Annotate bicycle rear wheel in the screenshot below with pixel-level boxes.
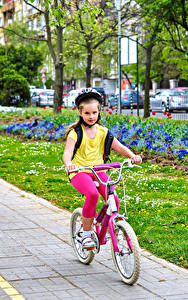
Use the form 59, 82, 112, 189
111, 220, 140, 285
70, 207, 95, 264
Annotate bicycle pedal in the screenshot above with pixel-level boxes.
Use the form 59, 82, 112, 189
86, 247, 95, 251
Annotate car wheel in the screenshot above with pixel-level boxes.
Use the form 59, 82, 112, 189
161, 103, 166, 113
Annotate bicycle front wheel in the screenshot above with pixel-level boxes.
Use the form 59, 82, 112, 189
111, 220, 140, 285
70, 207, 95, 265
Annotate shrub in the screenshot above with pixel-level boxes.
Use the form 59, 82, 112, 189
0, 68, 31, 106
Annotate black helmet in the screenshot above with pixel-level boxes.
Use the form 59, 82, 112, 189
75, 88, 103, 107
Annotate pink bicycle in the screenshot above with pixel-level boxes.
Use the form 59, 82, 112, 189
70, 159, 140, 285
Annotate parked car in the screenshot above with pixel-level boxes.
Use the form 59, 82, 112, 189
150, 89, 188, 112
108, 90, 144, 108
108, 93, 118, 108
31, 89, 54, 107
40, 89, 54, 107
172, 87, 188, 92
62, 89, 78, 108
31, 89, 44, 106
92, 87, 107, 105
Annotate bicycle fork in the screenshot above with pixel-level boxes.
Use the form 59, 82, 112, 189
109, 213, 133, 254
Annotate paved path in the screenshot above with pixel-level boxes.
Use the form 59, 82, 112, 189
0, 179, 187, 300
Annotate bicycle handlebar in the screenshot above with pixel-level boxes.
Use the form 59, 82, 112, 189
68, 158, 141, 186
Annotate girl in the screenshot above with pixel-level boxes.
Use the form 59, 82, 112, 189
63, 88, 142, 250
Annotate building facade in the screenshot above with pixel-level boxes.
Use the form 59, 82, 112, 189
0, 0, 45, 44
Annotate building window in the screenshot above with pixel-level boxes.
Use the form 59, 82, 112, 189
8, 18, 13, 25
28, 21, 33, 30
17, 11, 21, 22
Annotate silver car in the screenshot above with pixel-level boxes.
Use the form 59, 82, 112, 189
31, 89, 43, 106
39, 89, 54, 107
31, 89, 54, 107
150, 89, 188, 112
63, 89, 78, 108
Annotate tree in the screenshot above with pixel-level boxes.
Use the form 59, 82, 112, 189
68, 0, 138, 87
136, 0, 188, 117
137, 0, 188, 54
63, 27, 117, 84
2, 0, 72, 114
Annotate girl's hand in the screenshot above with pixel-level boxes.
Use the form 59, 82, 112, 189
131, 155, 142, 164
65, 163, 77, 173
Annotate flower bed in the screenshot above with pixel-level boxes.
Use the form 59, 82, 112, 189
1, 115, 188, 160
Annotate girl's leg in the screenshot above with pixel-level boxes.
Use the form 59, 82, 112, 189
71, 172, 99, 230
95, 172, 119, 211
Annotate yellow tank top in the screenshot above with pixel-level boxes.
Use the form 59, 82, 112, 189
67, 124, 108, 179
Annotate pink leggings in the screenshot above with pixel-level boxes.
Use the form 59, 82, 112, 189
71, 172, 119, 218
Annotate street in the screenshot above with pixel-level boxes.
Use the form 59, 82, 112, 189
103, 107, 188, 120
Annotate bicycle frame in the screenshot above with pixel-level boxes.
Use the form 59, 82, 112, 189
69, 159, 137, 254
94, 196, 127, 254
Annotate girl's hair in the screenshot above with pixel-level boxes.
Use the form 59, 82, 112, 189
65, 98, 103, 139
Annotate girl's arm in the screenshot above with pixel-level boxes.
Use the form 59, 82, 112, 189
111, 137, 142, 164
63, 137, 77, 172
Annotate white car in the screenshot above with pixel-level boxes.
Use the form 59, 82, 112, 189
31, 89, 44, 106
63, 90, 78, 108
150, 89, 188, 112
31, 89, 54, 107
39, 89, 54, 107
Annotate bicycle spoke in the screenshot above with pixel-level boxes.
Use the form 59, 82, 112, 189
111, 220, 140, 284
70, 208, 95, 264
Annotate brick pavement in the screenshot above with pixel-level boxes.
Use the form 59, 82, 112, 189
0, 178, 187, 300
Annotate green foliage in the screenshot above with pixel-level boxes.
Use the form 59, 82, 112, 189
0, 134, 187, 267
0, 68, 30, 106
0, 44, 43, 84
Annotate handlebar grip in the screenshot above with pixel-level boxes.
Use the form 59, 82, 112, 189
93, 162, 121, 171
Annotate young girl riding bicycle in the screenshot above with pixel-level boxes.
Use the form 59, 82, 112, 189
63, 88, 142, 250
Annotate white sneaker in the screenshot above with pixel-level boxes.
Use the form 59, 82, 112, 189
82, 237, 95, 250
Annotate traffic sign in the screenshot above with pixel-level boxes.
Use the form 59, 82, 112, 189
40, 67, 46, 74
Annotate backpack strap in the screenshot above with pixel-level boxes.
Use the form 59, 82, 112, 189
72, 125, 114, 163
103, 130, 114, 163
72, 124, 83, 160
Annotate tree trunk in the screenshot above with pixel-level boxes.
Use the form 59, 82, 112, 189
53, 63, 63, 115
53, 25, 63, 115
144, 45, 153, 119
86, 45, 92, 87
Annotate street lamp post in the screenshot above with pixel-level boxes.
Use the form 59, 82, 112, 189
136, 37, 139, 116
115, 0, 122, 114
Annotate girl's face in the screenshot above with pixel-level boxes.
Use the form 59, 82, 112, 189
79, 99, 100, 126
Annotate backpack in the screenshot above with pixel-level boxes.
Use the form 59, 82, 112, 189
72, 124, 114, 163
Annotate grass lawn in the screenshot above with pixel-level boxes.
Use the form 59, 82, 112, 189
0, 133, 187, 268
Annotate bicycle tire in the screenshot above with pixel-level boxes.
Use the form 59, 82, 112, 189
111, 220, 140, 285
70, 207, 95, 264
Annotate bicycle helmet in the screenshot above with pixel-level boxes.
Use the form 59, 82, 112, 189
75, 88, 103, 107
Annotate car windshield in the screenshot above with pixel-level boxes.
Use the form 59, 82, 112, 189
47, 91, 54, 96
168, 91, 182, 96
93, 88, 104, 94
181, 90, 188, 95
43, 91, 54, 96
